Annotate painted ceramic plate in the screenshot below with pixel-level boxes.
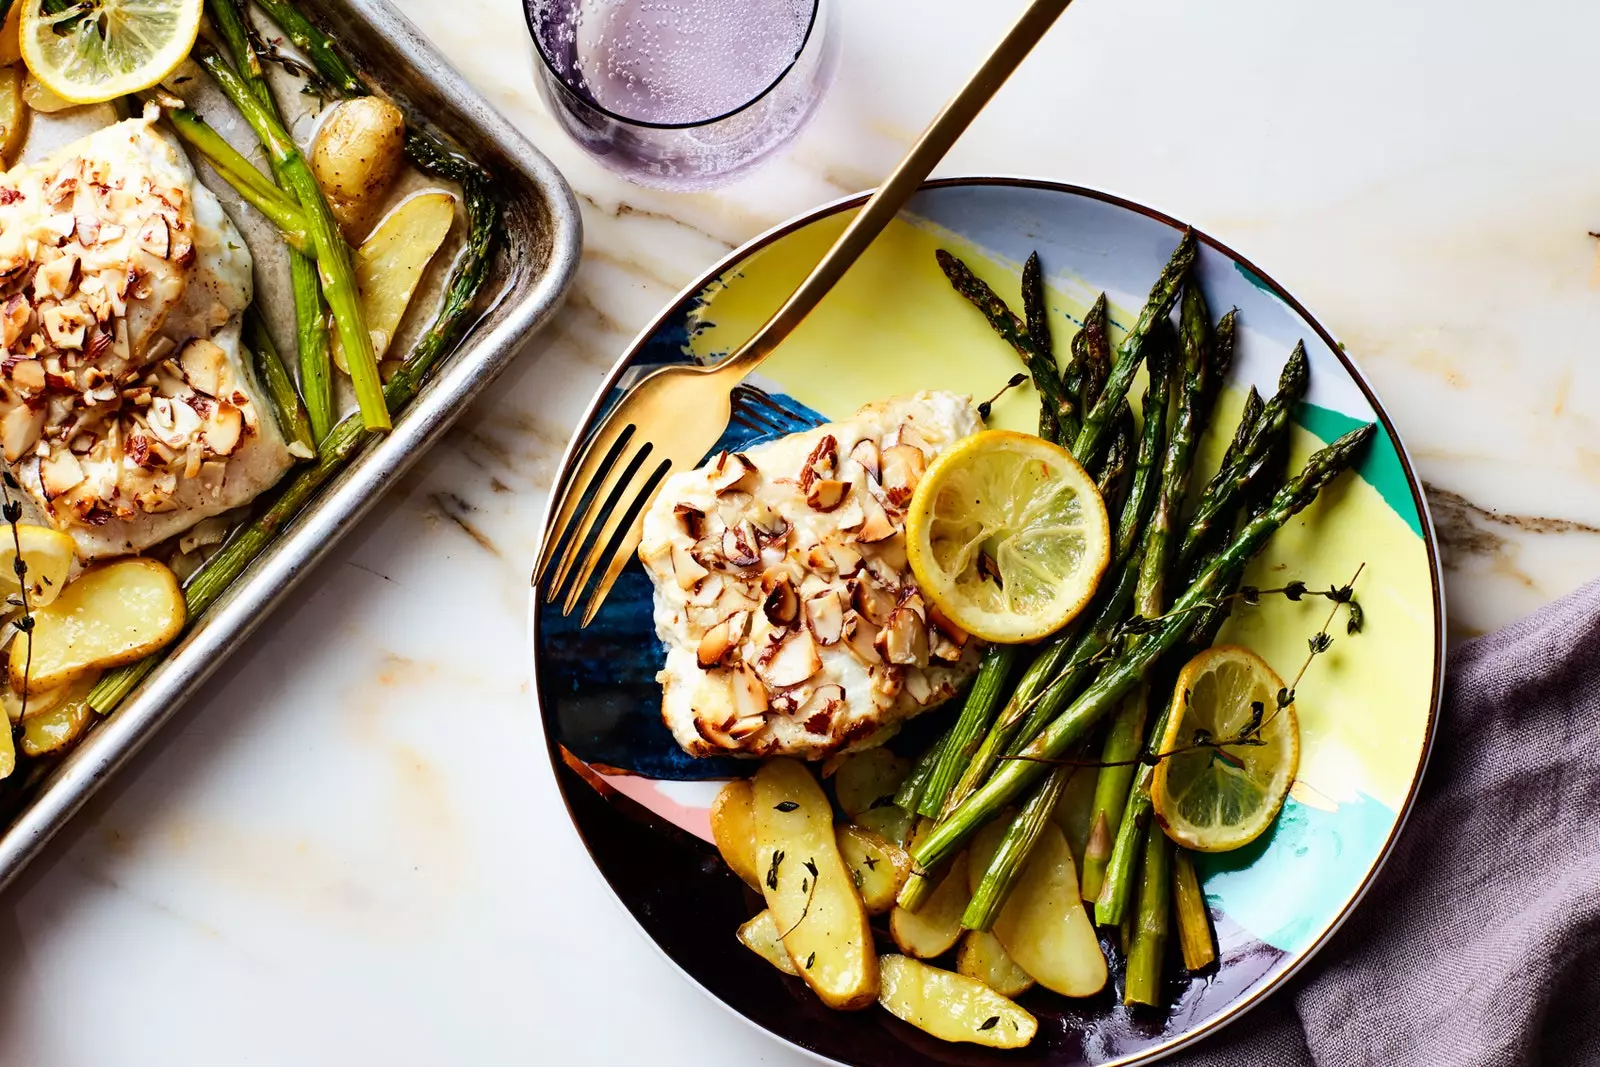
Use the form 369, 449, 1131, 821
530, 179, 1444, 1065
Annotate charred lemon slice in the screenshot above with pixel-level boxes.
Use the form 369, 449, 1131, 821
905, 430, 1109, 643
19, 0, 202, 105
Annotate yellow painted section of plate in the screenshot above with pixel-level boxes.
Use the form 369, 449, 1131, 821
689, 211, 1100, 433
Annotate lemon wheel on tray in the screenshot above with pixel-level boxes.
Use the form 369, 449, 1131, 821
1152, 645, 1300, 853
19, 0, 202, 105
904, 430, 1109, 644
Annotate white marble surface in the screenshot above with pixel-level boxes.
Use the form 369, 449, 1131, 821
5, 0, 1600, 1062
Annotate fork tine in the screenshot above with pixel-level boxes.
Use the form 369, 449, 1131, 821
730, 386, 789, 437
578, 458, 673, 626
560, 448, 668, 617
550, 439, 654, 608
737, 384, 797, 426
534, 418, 635, 589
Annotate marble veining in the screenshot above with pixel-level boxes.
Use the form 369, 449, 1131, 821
5, 0, 1600, 1064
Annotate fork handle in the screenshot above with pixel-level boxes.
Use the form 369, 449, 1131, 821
722, 0, 1075, 375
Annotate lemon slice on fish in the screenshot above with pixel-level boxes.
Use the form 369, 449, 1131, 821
904, 430, 1109, 643
19, 0, 202, 105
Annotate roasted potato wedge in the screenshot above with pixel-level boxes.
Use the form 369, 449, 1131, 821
1054, 764, 1099, 866
956, 930, 1035, 998
965, 815, 1012, 895
21, 72, 72, 113
18, 674, 97, 757
710, 779, 761, 890
837, 824, 911, 914
0, 64, 25, 166
833, 747, 910, 819
332, 191, 455, 372
852, 800, 914, 846
312, 96, 407, 241
737, 910, 799, 976
753, 758, 877, 1009
10, 559, 184, 691
2, 678, 65, 723
878, 954, 1037, 1049
890, 850, 969, 959
991, 822, 1106, 997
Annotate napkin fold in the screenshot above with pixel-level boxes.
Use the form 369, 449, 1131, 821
1174, 579, 1600, 1066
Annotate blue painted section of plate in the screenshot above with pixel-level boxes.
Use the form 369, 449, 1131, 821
538, 387, 827, 780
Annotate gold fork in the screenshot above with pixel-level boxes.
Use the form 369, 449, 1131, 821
535, 0, 1076, 625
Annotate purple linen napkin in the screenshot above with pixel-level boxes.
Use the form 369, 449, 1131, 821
1172, 578, 1600, 1067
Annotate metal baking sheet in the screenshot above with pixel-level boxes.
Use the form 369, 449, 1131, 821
0, 0, 582, 891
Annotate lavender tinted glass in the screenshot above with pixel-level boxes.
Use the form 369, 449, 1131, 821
525, 0, 839, 190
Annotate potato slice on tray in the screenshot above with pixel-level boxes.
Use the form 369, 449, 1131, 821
9, 559, 184, 691
710, 779, 761, 890
18, 673, 98, 758
737, 910, 800, 976
312, 97, 408, 242
878, 954, 1036, 1049
752, 758, 876, 1009
333, 191, 456, 372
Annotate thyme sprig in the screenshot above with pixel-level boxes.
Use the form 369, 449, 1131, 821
1, 471, 33, 722
1002, 564, 1365, 773
777, 856, 820, 938
245, 19, 336, 100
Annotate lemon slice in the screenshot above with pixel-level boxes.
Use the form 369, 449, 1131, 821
905, 430, 1109, 643
0, 524, 77, 608
1152, 646, 1299, 852
19, 0, 202, 105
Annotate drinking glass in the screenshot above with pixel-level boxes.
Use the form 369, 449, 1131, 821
524, 0, 840, 190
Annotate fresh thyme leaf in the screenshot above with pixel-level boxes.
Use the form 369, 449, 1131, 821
863, 856, 878, 871
804, 858, 819, 879
774, 800, 799, 812
868, 795, 896, 810
805, 952, 815, 969
1240, 586, 1259, 605
1309, 632, 1333, 655
1346, 601, 1365, 635
1283, 580, 1307, 601
766, 850, 784, 891
801, 879, 808, 893
979, 1016, 999, 1031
